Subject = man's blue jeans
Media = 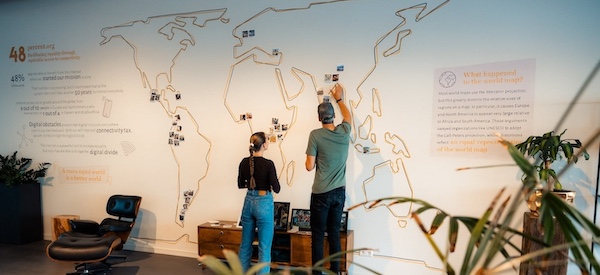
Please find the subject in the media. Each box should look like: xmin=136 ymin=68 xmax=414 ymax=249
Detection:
xmin=239 ymin=190 xmax=274 ymax=275
xmin=310 ymin=187 xmax=346 ymax=274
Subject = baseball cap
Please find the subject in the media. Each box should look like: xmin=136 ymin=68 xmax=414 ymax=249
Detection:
xmin=318 ymin=102 xmax=335 ymax=124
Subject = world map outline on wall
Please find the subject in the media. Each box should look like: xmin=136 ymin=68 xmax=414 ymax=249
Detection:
xmin=99 ymin=1 xmax=448 ymax=268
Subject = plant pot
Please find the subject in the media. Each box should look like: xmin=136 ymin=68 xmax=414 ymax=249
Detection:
xmin=526 ymin=188 xmax=576 ymax=216
xmin=0 ymin=183 xmax=43 ymax=244
xmin=552 ymin=190 xmax=576 ymax=204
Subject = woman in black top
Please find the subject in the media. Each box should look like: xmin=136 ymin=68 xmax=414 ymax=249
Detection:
xmin=237 ymin=132 xmax=280 ymax=274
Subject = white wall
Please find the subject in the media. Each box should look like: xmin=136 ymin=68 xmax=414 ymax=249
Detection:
xmin=1 ymin=0 xmax=599 ymax=274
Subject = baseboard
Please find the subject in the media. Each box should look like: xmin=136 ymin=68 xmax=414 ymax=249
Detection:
xmin=123 ymin=239 xmax=198 ymax=258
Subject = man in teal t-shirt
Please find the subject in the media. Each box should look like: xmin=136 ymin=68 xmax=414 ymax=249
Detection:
xmin=305 ymin=83 xmax=351 ymax=275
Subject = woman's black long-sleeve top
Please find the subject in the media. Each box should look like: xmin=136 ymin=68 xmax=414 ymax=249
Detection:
xmin=237 ymin=156 xmax=281 ymax=193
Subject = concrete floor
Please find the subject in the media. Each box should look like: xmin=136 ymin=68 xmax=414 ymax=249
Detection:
xmin=0 ymin=240 xmax=316 ymax=275
xmin=0 ymin=240 xmax=212 ymax=275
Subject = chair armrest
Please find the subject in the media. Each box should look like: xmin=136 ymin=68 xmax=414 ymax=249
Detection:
xmin=69 ymin=219 xmax=100 ymax=234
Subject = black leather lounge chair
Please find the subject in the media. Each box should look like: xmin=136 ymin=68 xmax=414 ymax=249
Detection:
xmin=46 ymin=194 xmax=142 ymax=275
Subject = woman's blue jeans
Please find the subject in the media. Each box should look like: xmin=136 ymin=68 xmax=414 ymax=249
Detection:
xmin=239 ymin=190 xmax=274 ymax=275
xmin=310 ymin=187 xmax=346 ymax=274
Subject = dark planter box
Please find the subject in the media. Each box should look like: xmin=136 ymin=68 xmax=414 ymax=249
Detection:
xmin=0 ymin=183 xmax=43 ymax=244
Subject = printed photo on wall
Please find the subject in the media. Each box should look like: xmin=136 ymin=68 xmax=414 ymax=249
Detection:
xmin=274 ymin=202 xmax=290 ymax=231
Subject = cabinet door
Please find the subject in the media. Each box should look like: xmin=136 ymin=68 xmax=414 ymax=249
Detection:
xmin=290 ymin=234 xmax=312 ymax=266
xmin=290 ymin=232 xmax=352 ymax=271
xmin=271 ymin=232 xmax=291 ymax=263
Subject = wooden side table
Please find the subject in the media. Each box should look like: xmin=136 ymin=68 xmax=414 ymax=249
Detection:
xmin=519 ymin=212 xmax=567 ymax=275
xmin=51 ymin=215 xmax=80 ymax=240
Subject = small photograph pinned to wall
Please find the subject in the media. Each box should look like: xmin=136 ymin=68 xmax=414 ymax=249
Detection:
xmin=272 ymin=49 xmax=279 ymax=55
xmin=184 ymin=189 xmax=194 ymax=198
xmin=316 ymin=87 xmax=324 ymax=95
xmin=272 ymin=117 xmax=279 ymax=125
xmin=249 ymin=30 xmax=255 ymax=37
xmin=332 ymin=74 xmax=339 ymax=82
xmin=175 ymin=93 xmax=181 ymax=100
xmin=274 ymin=124 xmax=281 ymax=132
xmin=281 ymin=124 xmax=288 ymax=131
xmin=240 ymin=113 xmax=247 ymax=121
xmin=150 ymin=89 xmax=160 ymax=101
xmin=242 ymin=30 xmax=248 ymax=37
xmin=269 ymin=134 xmax=277 ymax=143
xmin=324 ymin=74 xmax=332 ymax=82
xmin=337 ymin=65 xmax=344 ymax=72
xmin=277 ymin=133 xmax=284 ymax=141
xmin=179 ymin=203 xmax=188 ymax=221
xmin=359 ymin=145 xmax=379 ymax=154
xmin=246 ymin=112 xmax=253 ymax=120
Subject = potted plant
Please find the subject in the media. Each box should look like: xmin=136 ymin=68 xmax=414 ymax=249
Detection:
xmin=514 ymin=129 xmax=589 ymax=212
xmin=0 ymin=151 xmax=50 ymax=187
xmin=0 ymin=151 xmax=51 ymax=244
xmin=345 ymin=135 xmax=599 ymax=275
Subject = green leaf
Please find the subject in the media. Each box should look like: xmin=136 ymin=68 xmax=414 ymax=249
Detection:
xmin=429 ymin=211 xmax=447 ymax=234
xmin=246 ymin=263 xmax=269 ymax=275
xmin=503 ymin=140 xmax=535 ymax=177
xmin=460 ymin=188 xmax=500 ymax=274
xmin=449 ymin=217 xmax=458 ymax=252
xmin=560 ymin=143 xmax=574 ymax=161
xmin=198 ymin=254 xmax=234 ymax=275
xmin=223 ymin=249 xmax=244 ymax=275
xmin=547 ymin=170 xmax=561 ymax=190
xmin=316 ymin=248 xmax=383 ymax=275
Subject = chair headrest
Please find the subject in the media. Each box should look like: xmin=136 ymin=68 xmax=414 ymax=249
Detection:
xmin=107 ymin=195 xmax=141 ymax=218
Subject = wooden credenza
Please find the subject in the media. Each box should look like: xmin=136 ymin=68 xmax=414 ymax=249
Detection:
xmin=198 ymin=221 xmax=354 ymax=273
